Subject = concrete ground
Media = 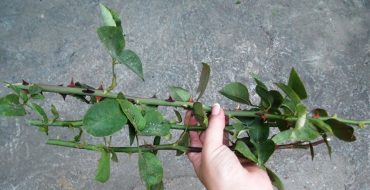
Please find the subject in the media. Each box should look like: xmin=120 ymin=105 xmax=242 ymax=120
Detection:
xmin=0 ymin=0 xmax=369 ymax=189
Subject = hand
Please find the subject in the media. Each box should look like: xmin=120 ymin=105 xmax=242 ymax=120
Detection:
xmin=186 ymin=103 xmax=273 ymax=190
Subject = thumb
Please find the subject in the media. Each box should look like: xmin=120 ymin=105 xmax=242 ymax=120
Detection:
xmin=203 ymin=103 xmax=225 ymax=153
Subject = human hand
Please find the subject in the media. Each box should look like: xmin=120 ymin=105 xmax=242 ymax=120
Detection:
xmin=186 ymin=103 xmax=273 ymax=190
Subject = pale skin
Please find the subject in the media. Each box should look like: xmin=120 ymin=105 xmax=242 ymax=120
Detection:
xmin=186 ymin=103 xmax=273 ymax=190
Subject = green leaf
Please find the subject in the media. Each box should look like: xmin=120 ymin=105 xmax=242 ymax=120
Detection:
xmin=196 ymin=62 xmax=210 ymax=100
xmin=139 ymin=109 xmax=170 ymax=136
xmin=249 ymin=118 xmax=269 ymax=143
xmin=280 ymin=99 xmax=296 ymax=115
xmin=295 ymin=104 xmax=307 ymax=129
xmin=97 ymin=26 xmax=125 ymax=57
xmin=269 ymin=90 xmax=284 ymax=110
xmin=99 ymin=3 xmax=117 ymax=27
xmin=253 ymin=76 xmax=268 ymax=90
xmin=7 ymin=84 xmax=21 ymax=95
xmin=28 ymin=84 xmax=42 ymax=95
xmin=169 ymin=86 xmax=191 ymax=102
xmin=256 ymin=85 xmax=273 ymax=110
xmin=153 ymin=136 xmax=161 ymax=155
xmin=74 ymin=128 xmax=83 ymax=142
xmin=235 ymin=141 xmax=257 ymax=162
xmin=95 ymin=149 xmax=110 ymax=183
xmin=149 ymin=181 xmax=164 ymax=190
xmin=128 ymin=123 xmax=137 ymax=146
xmin=19 ymin=90 xmax=29 ymax=103
xmin=219 ymin=82 xmax=251 ymax=105
xmin=325 ymin=119 xmax=356 ymax=142
xmin=266 ymin=167 xmax=285 ymax=190
xmin=116 ymin=49 xmax=144 ymax=80
xmin=272 ymin=129 xmax=292 ymax=144
xmin=111 ymin=150 xmax=118 ymax=162
xmin=117 ymin=98 xmax=146 ymax=131
xmin=310 ymin=119 xmax=333 ymax=134
xmin=173 ymin=109 xmax=182 ymax=123
xmin=255 ymin=139 xmax=275 ymax=166
xmin=288 ymin=68 xmax=307 ymax=100
xmin=193 ymin=102 xmax=208 ymax=128
xmin=312 ymin=108 xmax=328 ymax=117
xmin=50 ymin=104 xmax=59 ymax=122
xmin=0 ymin=94 xmax=26 ymax=116
xmin=83 ymin=99 xmax=127 ymax=137
xmin=30 ymin=94 xmax=45 ymax=100
xmin=231 ymin=122 xmax=248 ymax=140
xmin=30 ymin=103 xmax=48 ymax=123
xmin=138 ymin=152 xmax=164 ymax=187
xmin=272 ymin=122 xmax=320 ymax=144
xmin=176 ymin=131 xmax=189 ymax=156
xmin=275 ymin=83 xmax=301 ymax=104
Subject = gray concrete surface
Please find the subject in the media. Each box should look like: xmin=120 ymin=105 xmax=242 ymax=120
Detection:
xmin=0 ymin=0 xmax=369 ymax=189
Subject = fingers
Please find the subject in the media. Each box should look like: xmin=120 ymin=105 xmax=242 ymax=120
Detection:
xmin=184 ymin=110 xmax=198 ymax=126
xmin=185 ymin=110 xmax=202 ymax=171
xmin=203 ymin=103 xmax=225 ymax=152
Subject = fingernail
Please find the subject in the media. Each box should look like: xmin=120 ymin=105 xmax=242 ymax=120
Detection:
xmin=212 ymin=103 xmax=221 ymax=116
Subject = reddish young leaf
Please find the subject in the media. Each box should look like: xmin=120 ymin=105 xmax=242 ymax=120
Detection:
xmin=21 ymin=80 xmax=29 ymax=93
xmin=96 ymin=84 xmax=104 ymax=103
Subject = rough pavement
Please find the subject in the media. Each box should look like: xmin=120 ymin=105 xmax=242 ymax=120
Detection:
xmin=0 ymin=0 xmax=369 ymax=189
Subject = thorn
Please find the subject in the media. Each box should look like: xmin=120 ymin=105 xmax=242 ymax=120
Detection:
xmin=22 ymin=80 xmax=29 ymax=86
xmin=235 ymin=104 xmax=241 ymax=111
xmin=96 ymin=84 xmax=104 ymax=103
xmin=59 ymin=93 xmax=67 ymax=100
xmin=67 ymin=78 xmax=75 ymax=88
xmin=82 ymin=89 xmax=95 ymax=94
xmin=257 ymin=112 xmax=268 ymax=122
xmin=189 ymin=96 xmax=194 ymax=102
xmin=165 ymin=96 xmax=175 ymax=102
xmin=98 ymin=83 xmax=104 ymax=90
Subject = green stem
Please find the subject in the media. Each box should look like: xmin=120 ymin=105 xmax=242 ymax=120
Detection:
xmin=46 ymin=139 xmax=326 ymax=154
xmin=46 ymin=139 xmax=198 ymax=153
xmin=9 ymin=83 xmax=370 ymax=126
xmin=27 ymin=119 xmax=234 ymax=132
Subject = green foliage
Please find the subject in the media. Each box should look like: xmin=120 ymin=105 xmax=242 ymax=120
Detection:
xmin=169 ymin=86 xmax=191 ymax=102
xmin=99 ymin=3 xmax=119 ymax=27
xmin=235 ymin=140 xmax=257 ymax=163
xmin=97 ymin=26 xmax=125 ymax=57
xmin=288 ymin=68 xmax=308 ymax=100
xmin=95 ymin=149 xmax=111 ymax=183
xmin=266 ymin=167 xmax=285 ymax=190
xmin=138 ymin=152 xmax=164 ymax=188
xmin=116 ymin=50 xmax=144 ymax=80
xmin=176 ymin=131 xmax=189 ymax=156
xmin=117 ymin=98 xmax=146 ymax=131
xmin=30 ymin=103 xmax=48 ymax=123
xmin=219 ymin=82 xmax=251 ymax=105
xmin=83 ymin=99 xmax=127 ymax=137
xmin=255 ymin=140 xmax=275 ymax=166
xmin=272 ymin=123 xmax=320 ymax=144
xmin=0 ymin=4 xmax=367 ymax=189
xmin=0 ymin=94 xmax=26 ymax=116
xmin=50 ymin=104 xmax=59 ymax=122
xmin=248 ymin=118 xmax=269 ymax=143
xmin=192 ymin=102 xmax=208 ymax=128
xmin=275 ymin=83 xmax=301 ymax=104
xmin=325 ymin=119 xmax=356 ymax=142
xmin=196 ymin=63 xmax=210 ymax=100
xmin=140 ymin=109 xmax=170 ymax=136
